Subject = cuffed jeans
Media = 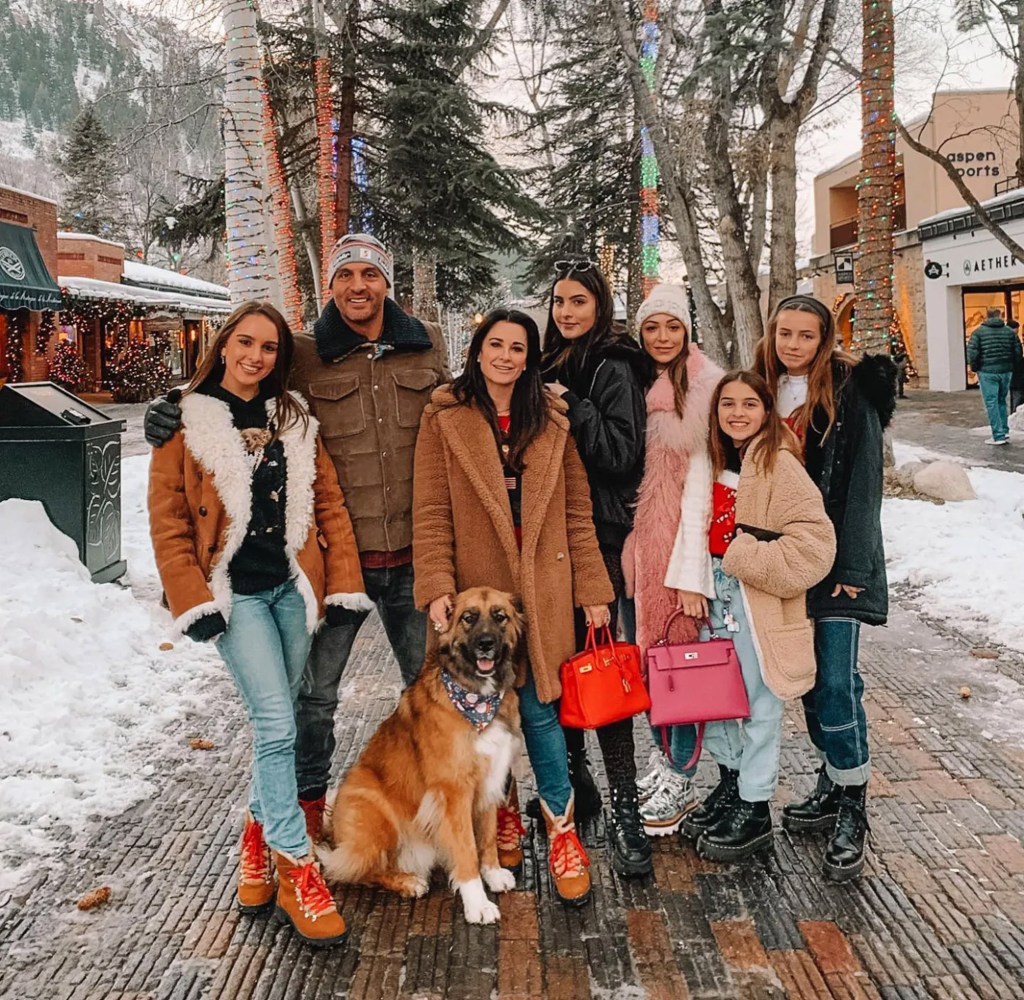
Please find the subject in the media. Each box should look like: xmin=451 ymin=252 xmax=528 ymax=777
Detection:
xmin=978 ymin=371 xmax=1012 ymax=442
xmin=518 ymin=666 xmax=572 ymax=817
xmin=216 ymin=580 xmax=312 ymax=858
xmin=294 ymin=563 xmax=426 ymax=799
xmin=702 ymin=560 xmax=784 ymax=803
xmin=803 ymin=617 xmax=871 ymax=786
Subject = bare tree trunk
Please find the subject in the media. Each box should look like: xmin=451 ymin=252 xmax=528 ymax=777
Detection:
xmin=412 ymin=252 xmax=438 ymax=321
xmin=223 ymin=0 xmax=275 ymax=302
xmin=854 ymin=0 xmax=895 ymax=355
xmin=335 ymin=0 xmax=359 ymax=238
xmin=767 ymin=113 xmax=799 ymax=314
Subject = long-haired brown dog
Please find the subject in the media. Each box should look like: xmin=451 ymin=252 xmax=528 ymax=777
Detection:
xmin=319 ymin=587 xmax=524 ymax=925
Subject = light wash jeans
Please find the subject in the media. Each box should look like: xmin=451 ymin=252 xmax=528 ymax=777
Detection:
xmin=216 ymin=580 xmax=312 ymax=858
xmin=978 ymin=370 xmax=1012 ymax=442
xmin=702 ymin=559 xmax=784 ymax=803
xmin=518 ymin=667 xmax=572 ymax=817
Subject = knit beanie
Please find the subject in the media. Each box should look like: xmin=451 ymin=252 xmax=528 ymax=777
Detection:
xmin=635 ymin=284 xmax=691 ymax=333
xmin=327 ymin=233 xmax=394 ymax=288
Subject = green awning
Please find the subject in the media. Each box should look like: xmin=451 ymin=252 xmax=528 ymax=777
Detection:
xmin=0 ymin=221 xmax=62 ymax=312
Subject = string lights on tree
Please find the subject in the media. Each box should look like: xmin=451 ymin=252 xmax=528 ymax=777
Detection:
xmin=598 ymin=244 xmax=616 ymax=291
xmin=315 ymin=54 xmax=337 ymax=299
xmin=4 ymin=311 xmax=24 ymax=382
xmin=49 ymin=340 xmax=89 ymax=390
xmin=638 ymin=0 xmax=661 ymax=298
xmin=34 ymin=311 xmax=56 ymax=356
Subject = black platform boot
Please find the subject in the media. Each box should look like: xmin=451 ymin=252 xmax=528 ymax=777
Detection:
xmin=526 ymin=748 xmax=603 ymax=822
xmin=782 ymin=764 xmax=842 ymax=833
xmin=696 ymin=799 xmax=773 ymax=861
xmin=823 ymin=784 xmax=869 ymax=882
xmin=608 ymin=785 xmax=653 ymax=877
xmin=680 ymin=765 xmax=739 ymax=840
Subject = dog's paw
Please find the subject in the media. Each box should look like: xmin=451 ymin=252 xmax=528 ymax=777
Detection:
xmin=482 ymin=866 xmax=516 ymax=893
xmin=464 ymin=898 xmax=501 ymax=925
xmin=393 ymin=872 xmax=430 ymax=898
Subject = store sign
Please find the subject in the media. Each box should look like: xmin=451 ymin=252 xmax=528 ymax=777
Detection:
xmin=961 ymin=254 xmax=1022 ymax=276
xmin=924 ymin=260 xmax=945 ymax=280
xmin=945 ymin=150 xmax=1000 ymax=179
xmin=0 ymin=246 xmax=26 ymax=281
xmin=835 ymin=252 xmax=854 ymax=285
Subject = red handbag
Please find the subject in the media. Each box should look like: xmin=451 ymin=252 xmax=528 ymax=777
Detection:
xmin=559 ymin=624 xmax=651 ymax=729
xmin=645 ymin=609 xmax=750 ymax=770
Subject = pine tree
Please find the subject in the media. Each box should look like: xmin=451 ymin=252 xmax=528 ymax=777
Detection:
xmin=49 ymin=340 xmax=89 ymax=391
xmin=108 ymin=341 xmax=171 ymax=403
xmin=58 ymin=103 xmax=126 ymax=241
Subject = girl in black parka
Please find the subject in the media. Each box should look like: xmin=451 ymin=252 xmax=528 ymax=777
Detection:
xmin=538 ymin=261 xmax=652 ymax=878
xmin=754 ymin=294 xmax=897 ymax=884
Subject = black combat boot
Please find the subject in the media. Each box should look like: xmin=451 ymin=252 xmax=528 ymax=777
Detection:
xmin=696 ymin=799 xmax=773 ymax=861
xmin=823 ymin=784 xmax=869 ymax=882
xmin=680 ymin=765 xmax=739 ymax=840
xmin=782 ymin=765 xmax=842 ymax=833
xmin=525 ymin=748 xmax=603 ymax=821
xmin=607 ymin=785 xmax=653 ymax=877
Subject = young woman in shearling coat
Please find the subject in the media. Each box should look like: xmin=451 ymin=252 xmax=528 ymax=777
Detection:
xmin=148 ymin=301 xmax=369 ymax=948
xmin=664 ymin=371 xmax=835 ymax=862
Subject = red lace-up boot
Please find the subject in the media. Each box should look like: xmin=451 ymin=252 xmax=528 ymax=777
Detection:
xmin=541 ymin=794 xmax=591 ymax=907
xmin=272 ymin=851 xmax=348 ymax=947
xmin=237 ymin=812 xmax=275 ymax=913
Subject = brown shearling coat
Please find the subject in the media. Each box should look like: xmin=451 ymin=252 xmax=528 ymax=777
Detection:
xmin=412 ymin=387 xmax=614 ymax=704
xmin=148 ymin=391 xmax=367 ymax=635
xmin=720 ymin=448 xmax=836 ymax=700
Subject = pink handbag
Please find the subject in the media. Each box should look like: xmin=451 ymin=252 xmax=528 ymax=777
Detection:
xmin=645 ymin=609 xmax=750 ymax=771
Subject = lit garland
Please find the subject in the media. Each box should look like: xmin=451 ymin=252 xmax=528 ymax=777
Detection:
xmin=35 ymin=310 xmax=56 ymax=355
xmin=3 ymin=310 xmax=24 ymax=382
xmin=315 ymin=55 xmax=337 ymax=299
xmin=639 ymin=0 xmax=661 ymax=298
xmin=261 ymin=87 xmax=304 ymax=330
xmin=852 ymin=0 xmax=895 ymax=353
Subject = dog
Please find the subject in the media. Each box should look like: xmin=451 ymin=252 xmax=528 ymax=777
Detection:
xmin=319 ymin=586 xmax=524 ymax=925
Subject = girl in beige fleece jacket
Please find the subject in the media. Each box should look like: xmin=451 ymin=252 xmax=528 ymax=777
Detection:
xmin=663 ymin=371 xmax=835 ymax=862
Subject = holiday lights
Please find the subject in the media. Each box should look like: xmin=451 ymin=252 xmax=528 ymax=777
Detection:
xmin=598 ymin=244 xmax=616 ymax=291
xmin=49 ymin=340 xmax=89 ymax=390
xmin=35 ymin=310 xmax=56 ymax=355
xmin=315 ymin=55 xmax=337 ymax=299
xmin=639 ymin=0 xmax=661 ymax=298
xmin=3 ymin=311 xmax=24 ymax=382
xmin=261 ymin=88 xmax=304 ymax=330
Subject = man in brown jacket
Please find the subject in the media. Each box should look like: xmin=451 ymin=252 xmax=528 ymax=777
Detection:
xmin=145 ymin=233 xmax=450 ymax=829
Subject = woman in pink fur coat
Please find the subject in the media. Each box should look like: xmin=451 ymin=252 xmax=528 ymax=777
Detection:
xmin=621 ymin=284 xmax=722 ymax=837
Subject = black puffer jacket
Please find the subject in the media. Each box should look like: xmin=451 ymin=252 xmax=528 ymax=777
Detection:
xmin=547 ymin=336 xmax=648 ymax=548
xmin=804 ymin=354 xmax=897 ymax=625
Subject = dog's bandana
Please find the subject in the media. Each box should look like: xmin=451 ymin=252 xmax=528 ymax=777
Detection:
xmin=441 ymin=669 xmax=504 ymax=731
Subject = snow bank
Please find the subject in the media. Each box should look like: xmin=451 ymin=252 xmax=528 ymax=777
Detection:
xmin=0 ymin=455 xmax=221 ymax=893
xmin=885 ymin=442 xmax=1024 ymax=653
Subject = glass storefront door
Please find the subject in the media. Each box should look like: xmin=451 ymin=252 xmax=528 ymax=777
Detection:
xmin=962 ymin=286 xmax=1024 ymax=386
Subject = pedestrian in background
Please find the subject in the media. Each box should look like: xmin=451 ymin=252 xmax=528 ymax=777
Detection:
xmin=967 ymin=307 xmax=1022 ymax=445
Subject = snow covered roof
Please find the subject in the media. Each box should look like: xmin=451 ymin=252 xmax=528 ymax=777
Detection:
xmin=122 ymin=260 xmax=229 ymax=299
xmin=2 ymin=184 xmax=59 ymax=206
xmin=57 ymin=231 xmax=126 ymax=251
xmin=917 ymin=186 xmax=1024 ymax=227
xmin=59 ymin=274 xmax=233 ymax=315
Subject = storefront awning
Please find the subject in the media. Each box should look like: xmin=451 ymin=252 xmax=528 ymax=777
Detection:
xmin=0 ymin=220 xmax=62 ymax=312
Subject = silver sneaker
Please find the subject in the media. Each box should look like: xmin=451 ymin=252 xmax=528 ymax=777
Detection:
xmin=641 ymin=770 xmax=698 ymax=836
xmin=637 ymin=749 xmax=669 ymax=803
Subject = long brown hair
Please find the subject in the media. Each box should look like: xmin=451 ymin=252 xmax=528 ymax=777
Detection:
xmin=638 ymin=314 xmax=690 ymax=417
xmin=540 ymin=264 xmax=617 ymax=378
xmin=709 ymin=371 xmax=798 ymax=478
xmin=448 ymin=308 xmax=547 ymax=473
xmin=753 ymin=295 xmax=857 ymax=440
xmin=186 ymin=300 xmax=308 ymax=442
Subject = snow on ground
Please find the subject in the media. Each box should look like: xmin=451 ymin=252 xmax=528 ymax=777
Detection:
xmin=0 ymin=454 xmax=221 ymax=894
xmin=885 ymin=440 xmax=1024 ymax=654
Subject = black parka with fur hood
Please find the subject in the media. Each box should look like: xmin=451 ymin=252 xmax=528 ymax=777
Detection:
xmin=803 ymin=354 xmax=897 ymax=625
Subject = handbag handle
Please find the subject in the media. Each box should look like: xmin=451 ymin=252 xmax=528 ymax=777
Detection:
xmin=584 ymin=622 xmax=618 ymax=658
xmin=655 ymin=609 xmax=719 ymax=645
xmin=661 ymin=723 xmax=704 ymax=773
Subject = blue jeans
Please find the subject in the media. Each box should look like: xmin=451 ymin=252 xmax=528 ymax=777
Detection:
xmin=651 ymin=720 xmax=699 ymax=778
xmin=216 ymin=580 xmax=312 ymax=858
xmin=978 ymin=371 xmax=1012 ymax=441
xmin=702 ymin=560 xmax=784 ymax=803
xmin=518 ymin=667 xmax=572 ymax=817
xmin=294 ymin=562 xmax=427 ymax=799
xmin=803 ymin=618 xmax=870 ymax=786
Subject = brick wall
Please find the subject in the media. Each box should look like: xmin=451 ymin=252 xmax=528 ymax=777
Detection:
xmin=0 ymin=188 xmax=59 ymax=280
xmin=56 ymin=235 xmax=125 ymax=284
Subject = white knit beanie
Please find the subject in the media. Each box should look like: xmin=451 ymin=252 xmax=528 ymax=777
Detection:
xmin=635 ymin=284 xmax=691 ymax=333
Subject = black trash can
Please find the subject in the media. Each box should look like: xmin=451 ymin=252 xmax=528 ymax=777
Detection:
xmin=0 ymin=381 xmax=127 ymax=583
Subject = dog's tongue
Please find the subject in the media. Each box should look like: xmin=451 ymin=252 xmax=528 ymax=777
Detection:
xmin=476 ymin=658 xmax=496 ymax=674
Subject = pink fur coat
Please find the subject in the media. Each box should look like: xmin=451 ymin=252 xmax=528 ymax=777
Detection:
xmin=622 ymin=351 xmax=723 ymax=652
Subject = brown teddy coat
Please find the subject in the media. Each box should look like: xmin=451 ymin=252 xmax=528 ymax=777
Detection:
xmin=148 ymin=390 xmax=368 ymax=635
xmin=412 ymin=386 xmax=614 ymax=704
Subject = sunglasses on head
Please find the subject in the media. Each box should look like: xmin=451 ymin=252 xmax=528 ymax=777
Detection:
xmin=554 ymin=259 xmax=598 ymax=276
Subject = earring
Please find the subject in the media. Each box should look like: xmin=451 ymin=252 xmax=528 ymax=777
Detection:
xmin=220 ymin=353 xmax=226 ymax=364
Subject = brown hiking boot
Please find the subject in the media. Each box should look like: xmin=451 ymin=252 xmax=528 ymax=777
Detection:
xmin=497 ymin=779 xmax=526 ymax=870
xmin=238 ymin=812 xmax=275 ymax=913
xmin=272 ymin=851 xmax=348 ymax=948
xmin=299 ymin=796 xmax=326 ymax=844
xmin=541 ymin=795 xmax=591 ymax=907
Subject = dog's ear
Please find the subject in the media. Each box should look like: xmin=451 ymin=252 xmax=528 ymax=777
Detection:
xmin=509 ymin=593 xmax=525 ymax=618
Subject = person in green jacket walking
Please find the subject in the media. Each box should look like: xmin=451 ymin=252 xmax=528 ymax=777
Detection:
xmin=967 ymin=308 xmax=1023 ymax=445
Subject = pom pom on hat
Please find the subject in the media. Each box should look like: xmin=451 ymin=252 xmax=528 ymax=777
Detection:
xmin=635 ymin=284 xmax=691 ymax=332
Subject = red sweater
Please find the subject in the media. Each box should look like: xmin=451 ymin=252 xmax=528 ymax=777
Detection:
xmin=709 ymin=471 xmax=739 ymax=557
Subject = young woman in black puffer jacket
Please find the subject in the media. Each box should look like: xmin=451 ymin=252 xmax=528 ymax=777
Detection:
xmin=538 ymin=260 xmax=652 ymax=878
xmin=754 ymin=294 xmax=897 ymax=885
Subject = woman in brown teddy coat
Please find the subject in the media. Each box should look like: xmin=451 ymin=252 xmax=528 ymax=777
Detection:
xmin=413 ymin=308 xmax=613 ymax=908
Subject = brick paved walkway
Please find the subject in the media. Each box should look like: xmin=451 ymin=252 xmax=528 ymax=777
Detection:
xmin=2 ymin=600 xmax=1024 ymax=999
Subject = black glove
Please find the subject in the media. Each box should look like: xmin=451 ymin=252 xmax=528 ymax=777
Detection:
xmin=185 ymin=611 xmax=227 ymax=643
xmin=326 ymin=604 xmax=365 ymax=628
xmin=145 ymin=391 xmax=183 ymax=447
